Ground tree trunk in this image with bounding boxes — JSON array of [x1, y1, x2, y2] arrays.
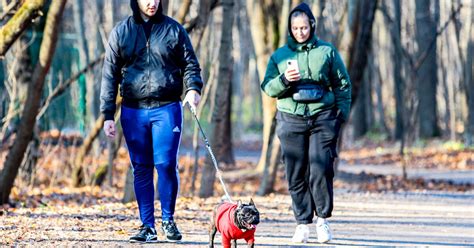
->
[[374, 66, 389, 135], [190, 0, 214, 50], [90, 163, 108, 187], [346, 0, 378, 105], [71, 115, 103, 187], [389, 0, 404, 140], [187, 0, 216, 196], [72, 0, 89, 133], [18, 131, 40, 187], [246, 0, 283, 174], [71, 107, 118, 187], [256, 2, 288, 195], [84, 0, 102, 126], [1, 35, 33, 143], [105, 128, 123, 187], [92, 127, 122, 187], [314, 0, 327, 37], [257, 128, 281, 196], [233, 0, 251, 139], [0, 59, 4, 121], [102, 0, 115, 35], [122, 166, 136, 203], [465, 5, 474, 145], [0, 0, 67, 204], [10, 35, 33, 105], [0, 0, 46, 57], [211, 0, 235, 166], [199, 0, 235, 198], [176, 0, 192, 24], [335, 0, 377, 174], [415, 0, 440, 138], [352, 68, 369, 138]]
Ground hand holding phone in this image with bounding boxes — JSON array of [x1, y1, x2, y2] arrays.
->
[[287, 60, 299, 71], [285, 59, 301, 82]]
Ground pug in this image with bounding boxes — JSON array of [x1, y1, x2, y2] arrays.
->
[[209, 199, 260, 248]]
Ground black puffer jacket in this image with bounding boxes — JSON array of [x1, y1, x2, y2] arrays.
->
[[100, 0, 203, 120]]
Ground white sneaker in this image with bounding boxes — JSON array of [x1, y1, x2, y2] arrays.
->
[[291, 224, 310, 243], [316, 218, 332, 243]]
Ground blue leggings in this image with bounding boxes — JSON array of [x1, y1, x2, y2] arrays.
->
[[121, 102, 182, 228]]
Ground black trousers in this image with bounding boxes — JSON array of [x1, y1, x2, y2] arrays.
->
[[276, 108, 341, 223]]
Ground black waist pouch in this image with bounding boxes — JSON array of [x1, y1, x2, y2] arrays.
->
[[292, 83, 326, 103]]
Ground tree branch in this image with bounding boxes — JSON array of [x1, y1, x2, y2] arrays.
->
[[184, 0, 219, 35], [413, 4, 462, 71], [379, 3, 463, 71], [0, 0, 46, 58], [0, 0, 20, 22], [36, 53, 104, 121]]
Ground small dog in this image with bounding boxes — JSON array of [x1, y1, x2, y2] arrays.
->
[[209, 199, 260, 248]]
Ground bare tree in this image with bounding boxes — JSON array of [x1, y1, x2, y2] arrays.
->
[[199, 0, 235, 198], [257, 0, 291, 196], [334, 0, 377, 174], [1, 35, 33, 144], [72, 0, 89, 131], [122, 165, 136, 203], [184, 0, 217, 196], [246, 0, 283, 176], [313, 0, 327, 36], [381, 0, 404, 140], [346, 0, 378, 105], [189, 0, 218, 49], [463, 2, 474, 145], [175, 0, 192, 24], [415, 0, 440, 138], [0, 0, 67, 204]]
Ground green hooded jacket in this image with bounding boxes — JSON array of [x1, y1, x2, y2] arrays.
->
[[261, 3, 352, 121]]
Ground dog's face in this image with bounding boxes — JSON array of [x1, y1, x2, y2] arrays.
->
[[235, 199, 260, 230]]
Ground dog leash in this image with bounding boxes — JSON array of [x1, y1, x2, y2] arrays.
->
[[187, 104, 234, 203]]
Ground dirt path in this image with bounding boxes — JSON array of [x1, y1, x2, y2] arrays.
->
[[2, 190, 473, 247]]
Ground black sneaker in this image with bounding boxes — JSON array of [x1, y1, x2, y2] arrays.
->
[[161, 220, 182, 242], [129, 225, 158, 243]]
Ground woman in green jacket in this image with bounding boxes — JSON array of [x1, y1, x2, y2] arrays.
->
[[261, 2, 351, 244]]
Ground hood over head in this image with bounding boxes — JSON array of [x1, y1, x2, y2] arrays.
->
[[288, 2, 316, 43], [130, 0, 164, 23]]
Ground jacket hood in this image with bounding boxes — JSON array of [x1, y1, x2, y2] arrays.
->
[[288, 2, 316, 43], [130, 0, 164, 24]]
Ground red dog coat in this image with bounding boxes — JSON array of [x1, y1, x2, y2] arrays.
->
[[215, 202, 256, 248]]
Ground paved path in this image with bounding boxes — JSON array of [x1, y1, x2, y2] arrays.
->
[[3, 191, 473, 247], [339, 164, 474, 184], [211, 192, 474, 247]]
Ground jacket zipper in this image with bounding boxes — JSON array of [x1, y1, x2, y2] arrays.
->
[[142, 24, 151, 97], [306, 48, 312, 80], [304, 48, 311, 116], [147, 39, 150, 85]]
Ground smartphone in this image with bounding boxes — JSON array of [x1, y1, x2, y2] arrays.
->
[[287, 59, 299, 72]]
